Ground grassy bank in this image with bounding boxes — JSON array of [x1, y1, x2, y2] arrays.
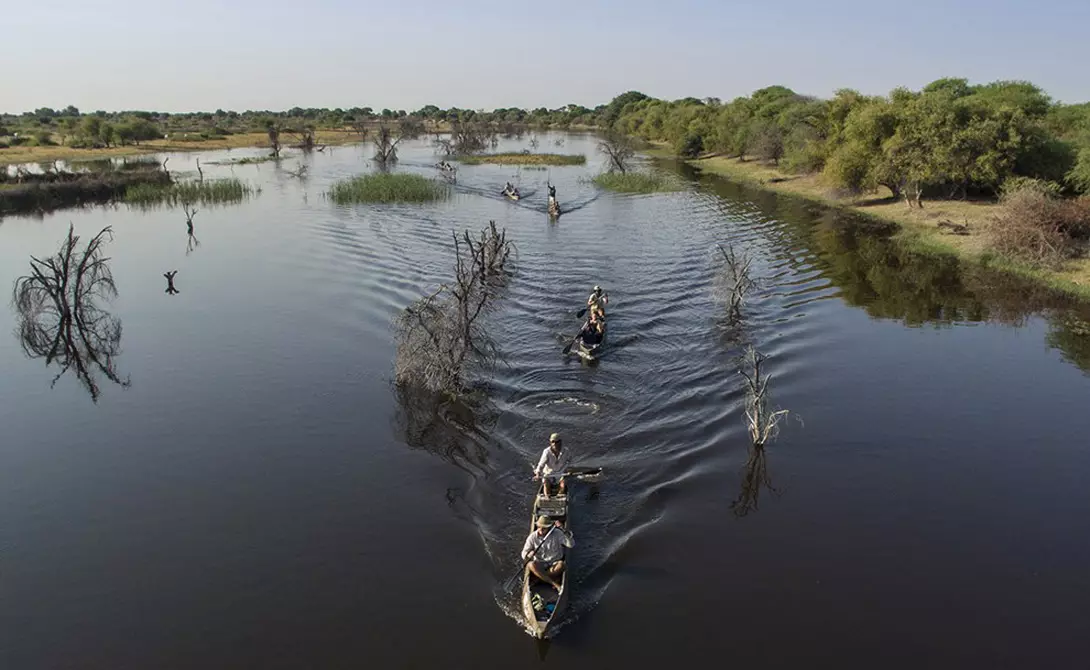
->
[[593, 171, 683, 194], [0, 130, 361, 167], [329, 172, 449, 204], [660, 149, 1090, 299], [124, 178, 252, 206], [457, 153, 586, 166]]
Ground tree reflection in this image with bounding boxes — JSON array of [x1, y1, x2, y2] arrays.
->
[[730, 444, 777, 518], [12, 224, 129, 401], [392, 383, 492, 474]]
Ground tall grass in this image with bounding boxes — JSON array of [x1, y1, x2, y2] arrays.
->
[[124, 178, 251, 206], [458, 153, 586, 166], [593, 171, 683, 194], [329, 172, 449, 204]]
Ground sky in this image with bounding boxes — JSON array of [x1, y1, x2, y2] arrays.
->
[[2, 0, 1089, 114]]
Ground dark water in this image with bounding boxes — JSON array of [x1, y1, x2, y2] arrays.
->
[[3, 134, 1090, 669]]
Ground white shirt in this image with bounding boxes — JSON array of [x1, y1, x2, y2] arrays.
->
[[521, 526, 575, 562], [534, 446, 570, 478]]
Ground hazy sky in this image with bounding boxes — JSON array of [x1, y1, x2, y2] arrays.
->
[[3, 0, 1088, 113]]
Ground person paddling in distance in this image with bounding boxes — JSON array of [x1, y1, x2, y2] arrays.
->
[[587, 285, 608, 315], [533, 432, 570, 498], [522, 515, 574, 591]]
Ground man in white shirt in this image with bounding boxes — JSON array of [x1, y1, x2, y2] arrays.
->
[[522, 515, 575, 590], [533, 432, 570, 498]]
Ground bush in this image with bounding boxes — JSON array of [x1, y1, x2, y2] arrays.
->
[[674, 132, 704, 158], [988, 186, 1090, 267], [1000, 176, 1063, 198]]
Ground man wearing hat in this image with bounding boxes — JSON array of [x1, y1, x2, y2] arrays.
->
[[533, 432, 570, 498], [586, 285, 608, 316], [521, 514, 575, 590]]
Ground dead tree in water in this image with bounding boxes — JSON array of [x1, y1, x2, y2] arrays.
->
[[195, 158, 203, 183], [394, 222, 515, 395], [599, 131, 636, 174], [373, 125, 402, 166], [739, 347, 789, 447], [716, 244, 756, 321], [12, 224, 129, 401]]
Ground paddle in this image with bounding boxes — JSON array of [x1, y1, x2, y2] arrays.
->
[[561, 329, 582, 355], [575, 306, 588, 319], [564, 466, 602, 478]]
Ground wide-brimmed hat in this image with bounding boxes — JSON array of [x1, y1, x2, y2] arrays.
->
[[593, 285, 601, 292], [536, 515, 551, 528], [549, 432, 561, 443]]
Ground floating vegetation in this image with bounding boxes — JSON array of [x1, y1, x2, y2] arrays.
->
[[124, 178, 252, 206], [593, 171, 683, 194], [457, 153, 586, 166], [328, 172, 449, 204]]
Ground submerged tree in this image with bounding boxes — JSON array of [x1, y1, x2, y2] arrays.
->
[[716, 244, 757, 321], [599, 131, 636, 173], [739, 347, 789, 447], [373, 125, 402, 165], [394, 221, 515, 395], [12, 224, 130, 401]]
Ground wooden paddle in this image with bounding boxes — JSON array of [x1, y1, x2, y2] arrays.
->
[[564, 466, 602, 478], [561, 329, 583, 355]]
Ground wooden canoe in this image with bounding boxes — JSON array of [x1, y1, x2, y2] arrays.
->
[[521, 492, 569, 638]]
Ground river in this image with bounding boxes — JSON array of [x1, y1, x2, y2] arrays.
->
[[2, 133, 1090, 668]]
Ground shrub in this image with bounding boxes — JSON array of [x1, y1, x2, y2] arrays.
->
[[1000, 176, 1063, 198], [988, 185, 1090, 267], [674, 132, 704, 158]]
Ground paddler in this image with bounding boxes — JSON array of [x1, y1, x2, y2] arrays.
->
[[533, 432, 569, 498], [587, 285, 607, 314], [521, 515, 574, 590]]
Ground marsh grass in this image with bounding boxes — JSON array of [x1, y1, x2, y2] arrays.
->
[[329, 172, 449, 204], [457, 153, 586, 166], [593, 171, 683, 194], [124, 178, 252, 206]]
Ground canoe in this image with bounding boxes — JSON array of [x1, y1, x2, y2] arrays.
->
[[576, 320, 607, 361], [503, 189, 521, 201], [548, 199, 561, 216], [521, 491, 569, 638]]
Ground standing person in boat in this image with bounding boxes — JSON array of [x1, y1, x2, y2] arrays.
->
[[547, 182, 558, 211], [587, 285, 608, 314], [522, 515, 574, 590], [533, 432, 570, 498]]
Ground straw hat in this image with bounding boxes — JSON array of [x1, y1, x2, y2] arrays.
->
[[536, 515, 551, 529]]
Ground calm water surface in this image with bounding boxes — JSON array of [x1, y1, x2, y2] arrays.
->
[[2, 134, 1090, 668]]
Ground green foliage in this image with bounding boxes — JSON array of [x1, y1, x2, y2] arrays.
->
[[1000, 176, 1064, 198], [328, 173, 449, 204], [1068, 148, 1090, 194], [593, 171, 683, 194], [674, 132, 704, 158]]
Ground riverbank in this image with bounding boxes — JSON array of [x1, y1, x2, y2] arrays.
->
[[0, 130, 363, 167], [657, 149, 1090, 300]]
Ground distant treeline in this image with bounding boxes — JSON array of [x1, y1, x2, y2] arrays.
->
[[4, 79, 1089, 196]]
